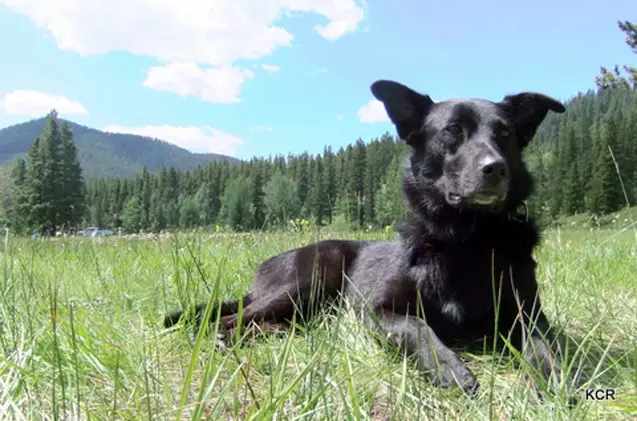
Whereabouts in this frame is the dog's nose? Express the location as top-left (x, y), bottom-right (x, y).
top-left (480, 157), bottom-right (508, 182)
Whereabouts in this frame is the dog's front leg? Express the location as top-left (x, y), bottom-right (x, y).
top-left (518, 310), bottom-right (561, 382)
top-left (366, 309), bottom-right (479, 394)
top-left (513, 304), bottom-right (582, 405)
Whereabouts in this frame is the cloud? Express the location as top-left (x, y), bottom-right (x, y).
top-left (261, 64), bottom-right (280, 73)
top-left (0, 90), bottom-right (88, 117)
top-left (357, 99), bottom-right (389, 123)
top-left (102, 124), bottom-right (244, 157)
top-left (3, 0), bottom-right (365, 101)
top-left (143, 63), bottom-right (254, 103)
top-left (336, 114), bottom-right (344, 120)
top-left (308, 67), bottom-right (328, 77)
top-left (250, 125), bottom-right (274, 132)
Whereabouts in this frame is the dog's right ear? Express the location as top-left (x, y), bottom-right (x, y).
top-left (371, 80), bottom-right (434, 141)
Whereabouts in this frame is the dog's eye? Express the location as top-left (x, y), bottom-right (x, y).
top-left (445, 124), bottom-right (463, 136)
top-left (499, 128), bottom-right (511, 138)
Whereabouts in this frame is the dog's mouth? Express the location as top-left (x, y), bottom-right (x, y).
top-left (446, 190), bottom-right (507, 208)
top-left (471, 191), bottom-right (504, 206)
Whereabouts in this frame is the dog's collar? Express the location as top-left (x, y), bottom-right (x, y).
top-left (506, 201), bottom-right (529, 223)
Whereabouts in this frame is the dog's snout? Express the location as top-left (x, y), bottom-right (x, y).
top-left (480, 157), bottom-right (507, 182)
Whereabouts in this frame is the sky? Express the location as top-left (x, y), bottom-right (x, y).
top-left (0, 1), bottom-right (635, 161)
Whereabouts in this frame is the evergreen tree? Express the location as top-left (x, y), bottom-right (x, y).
top-left (149, 190), bottom-right (166, 231)
top-left (122, 196), bottom-right (144, 233)
top-left (251, 161), bottom-right (266, 229)
top-left (59, 122), bottom-right (86, 230)
top-left (179, 196), bottom-right (200, 228)
top-left (10, 158), bottom-right (27, 231)
top-left (560, 123), bottom-right (585, 215)
top-left (375, 152), bottom-right (406, 226)
top-left (140, 166), bottom-right (152, 229)
top-left (263, 171), bottom-right (301, 226)
top-left (40, 111), bottom-right (65, 235)
top-left (220, 176), bottom-right (254, 230)
top-left (596, 20), bottom-right (637, 89)
top-left (322, 146), bottom-right (337, 223)
top-left (307, 156), bottom-right (327, 225)
top-left (588, 117), bottom-right (624, 214)
top-left (23, 137), bottom-right (46, 233)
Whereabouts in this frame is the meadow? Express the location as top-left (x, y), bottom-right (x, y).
top-left (0, 227), bottom-right (635, 420)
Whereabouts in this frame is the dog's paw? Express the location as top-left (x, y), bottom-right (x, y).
top-left (215, 331), bottom-right (230, 353)
top-left (429, 361), bottom-right (480, 395)
top-left (524, 371), bottom-right (580, 409)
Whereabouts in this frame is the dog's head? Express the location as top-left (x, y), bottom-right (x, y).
top-left (371, 80), bottom-right (565, 215)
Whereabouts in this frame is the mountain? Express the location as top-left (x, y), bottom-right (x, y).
top-left (0, 117), bottom-right (241, 180)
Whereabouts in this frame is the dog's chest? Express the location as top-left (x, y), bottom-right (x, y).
top-left (426, 244), bottom-right (524, 336)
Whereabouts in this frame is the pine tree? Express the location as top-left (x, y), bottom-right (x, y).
top-left (295, 153), bottom-right (310, 216)
top-left (251, 161), bottom-right (266, 229)
top-left (588, 117), bottom-right (624, 214)
top-left (140, 166), bottom-right (152, 229)
top-left (353, 139), bottom-right (367, 226)
top-left (375, 152), bottom-right (406, 226)
top-left (596, 20), bottom-right (637, 89)
top-left (59, 122), bottom-right (86, 230)
top-left (220, 176), bottom-right (254, 230)
top-left (39, 111), bottom-right (65, 235)
top-left (263, 171), bottom-right (300, 226)
top-left (179, 196), bottom-right (200, 228)
top-left (122, 196), bottom-right (144, 233)
top-left (560, 123), bottom-right (585, 215)
top-left (91, 197), bottom-right (105, 228)
top-left (149, 190), bottom-right (166, 231)
top-left (307, 156), bottom-right (326, 225)
top-left (322, 146), bottom-right (337, 224)
top-left (23, 137), bottom-right (46, 233)
top-left (11, 158), bottom-right (28, 231)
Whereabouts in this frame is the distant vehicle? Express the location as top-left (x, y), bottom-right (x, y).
top-left (76, 227), bottom-right (114, 238)
top-left (90, 229), bottom-right (114, 238)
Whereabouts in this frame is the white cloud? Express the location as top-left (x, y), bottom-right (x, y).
top-left (261, 64), bottom-right (281, 73)
top-left (3, 0), bottom-right (365, 101)
top-left (2, 0), bottom-right (365, 64)
top-left (250, 125), bottom-right (274, 132)
top-left (143, 63), bottom-right (254, 103)
top-left (308, 67), bottom-right (328, 77)
top-left (336, 114), bottom-right (344, 120)
top-left (0, 90), bottom-right (88, 117)
top-left (102, 124), bottom-right (244, 157)
top-left (357, 99), bottom-right (389, 123)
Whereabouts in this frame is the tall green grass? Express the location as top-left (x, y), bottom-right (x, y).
top-left (0, 228), bottom-right (635, 420)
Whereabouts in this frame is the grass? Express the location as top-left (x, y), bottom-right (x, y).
top-left (0, 227), bottom-right (635, 420)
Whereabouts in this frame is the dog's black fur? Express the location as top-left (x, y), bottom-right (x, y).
top-left (164, 80), bottom-right (577, 397)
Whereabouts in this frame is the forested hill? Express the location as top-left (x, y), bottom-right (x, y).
top-left (0, 117), bottom-right (240, 180)
top-left (526, 87), bottom-right (637, 221)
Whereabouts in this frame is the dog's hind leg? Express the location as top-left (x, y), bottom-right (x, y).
top-left (163, 293), bottom-right (253, 329)
top-left (220, 289), bottom-right (301, 330)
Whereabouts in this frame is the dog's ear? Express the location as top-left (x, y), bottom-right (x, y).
top-left (371, 80), bottom-right (434, 141)
top-left (499, 92), bottom-right (565, 147)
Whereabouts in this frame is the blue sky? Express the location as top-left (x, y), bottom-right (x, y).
top-left (0, 0), bottom-right (635, 161)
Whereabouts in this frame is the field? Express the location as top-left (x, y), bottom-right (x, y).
top-left (0, 227), bottom-right (635, 420)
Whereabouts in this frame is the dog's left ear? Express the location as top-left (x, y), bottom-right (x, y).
top-left (499, 92), bottom-right (565, 147)
top-left (371, 80), bottom-right (434, 141)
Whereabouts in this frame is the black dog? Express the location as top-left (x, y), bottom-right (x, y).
top-left (165, 80), bottom-right (574, 397)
